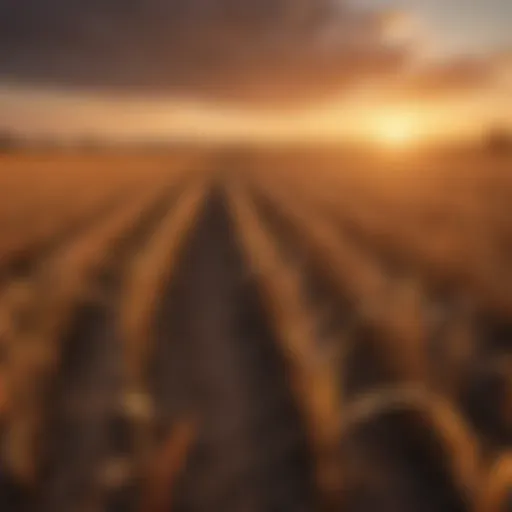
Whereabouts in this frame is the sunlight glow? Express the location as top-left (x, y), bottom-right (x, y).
top-left (374, 115), bottom-right (419, 149)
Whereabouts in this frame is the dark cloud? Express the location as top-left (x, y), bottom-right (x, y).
top-left (0, 0), bottom-right (407, 104)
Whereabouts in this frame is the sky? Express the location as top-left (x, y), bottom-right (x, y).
top-left (0, 0), bottom-right (510, 144)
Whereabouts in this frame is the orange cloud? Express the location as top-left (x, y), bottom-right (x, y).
top-left (377, 10), bottom-right (421, 44)
top-left (373, 52), bottom-right (509, 102)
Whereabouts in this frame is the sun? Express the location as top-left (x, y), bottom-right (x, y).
top-left (374, 116), bottom-right (418, 149)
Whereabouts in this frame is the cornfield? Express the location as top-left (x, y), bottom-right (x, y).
top-left (1, 147), bottom-right (512, 512)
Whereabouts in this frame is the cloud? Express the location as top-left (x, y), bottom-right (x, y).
top-left (0, 0), bottom-right (407, 105)
top-left (375, 53), bottom-right (508, 101)
top-left (377, 10), bottom-right (421, 44)
top-left (404, 58), bottom-right (495, 96)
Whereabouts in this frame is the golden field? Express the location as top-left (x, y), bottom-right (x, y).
top-left (0, 147), bottom-right (511, 511)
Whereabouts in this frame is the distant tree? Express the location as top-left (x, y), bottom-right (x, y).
top-left (0, 130), bottom-right (19, 153)
top-left (485, 126), bottom-right (512, 154)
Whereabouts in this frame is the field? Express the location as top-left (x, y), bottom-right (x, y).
top-left (0, 147), bottom-right (512, 511)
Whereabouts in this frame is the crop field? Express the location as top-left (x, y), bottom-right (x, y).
top-left (0, 147), bottom-right (512, 511)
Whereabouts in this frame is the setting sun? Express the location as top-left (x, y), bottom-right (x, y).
top-left (375, 115), bottom-right (419, 148)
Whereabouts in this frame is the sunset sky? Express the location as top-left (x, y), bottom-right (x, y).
top-left (0, 0), bottom-right (510, 144)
